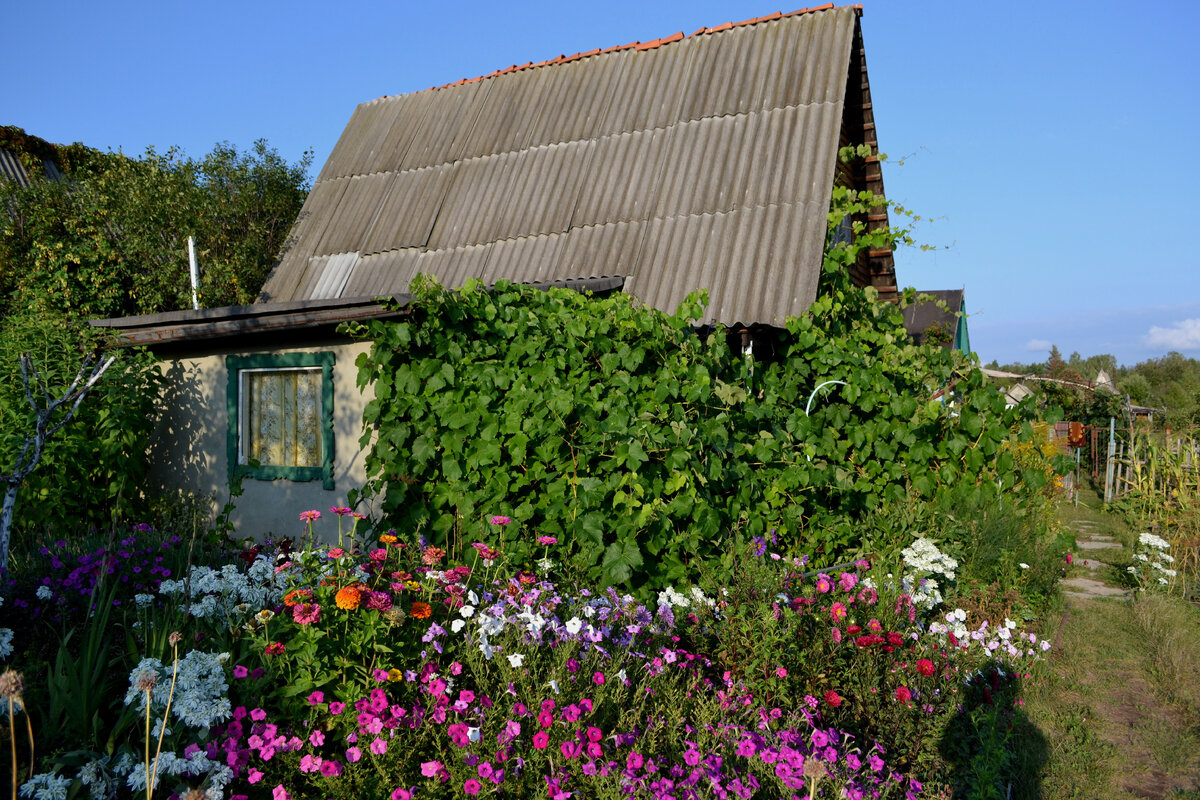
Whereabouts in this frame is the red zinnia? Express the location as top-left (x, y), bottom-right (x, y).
top-left (265, 642), bottom-right (285, 655)
top-left (915, 658), bottom-right (935, 676)
top-left (824, 690), bottom-right (843, 707)
top-left (895, 686), bottom-right (912, 704)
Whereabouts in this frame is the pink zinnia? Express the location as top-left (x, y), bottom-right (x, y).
top-left (814, 574), bottom-right (832, 593)
top-left (537, 536), bottom-right (557, 545)
top-left (327, 547), bottom-right (344, 558)
top-left (490, 516), bottom-right (512, 525)
top-left (830, 602), bottom-right (848, 621)
top-left (838, 572), bottom-right (858, 591)
top-left (299, 510), bottom-right (321, 522)
top-left (369, 548), bottom-right (388, 562)
top-left (293, 603), bottom-right (321, 625)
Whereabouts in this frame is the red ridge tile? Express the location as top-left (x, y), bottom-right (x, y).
top-left (425, 5), bottom-right (854, 92)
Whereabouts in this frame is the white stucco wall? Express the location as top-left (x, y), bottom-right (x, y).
top-left (147, 338), bottom-right (378, 541)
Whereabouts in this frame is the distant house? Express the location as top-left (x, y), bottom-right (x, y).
top-left (93, 4), bottom-right (903, 538)
top-left (901, 289), bottom-right (970, 353)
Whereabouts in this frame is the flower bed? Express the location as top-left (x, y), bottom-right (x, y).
top-left (1, 514), bottom-right (1051, 799)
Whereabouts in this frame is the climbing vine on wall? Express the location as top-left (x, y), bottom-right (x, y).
top-left (351, 152), bottom-right (1048, 592)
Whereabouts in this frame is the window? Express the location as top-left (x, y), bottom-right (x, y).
top-left (226, 353), bottom-right (335, 489)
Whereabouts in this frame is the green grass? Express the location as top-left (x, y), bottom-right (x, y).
top-left (1020, 486), bottom-right (1200, 798)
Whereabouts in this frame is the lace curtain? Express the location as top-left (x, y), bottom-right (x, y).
top-left (244, 369), bottom-right (322, 467)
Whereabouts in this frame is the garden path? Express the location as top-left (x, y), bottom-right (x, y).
top-left (1029, 495), bottom-right (1200, 799)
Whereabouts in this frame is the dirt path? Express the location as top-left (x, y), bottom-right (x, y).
top-left (1027, 500), bottom-right (1200, 799)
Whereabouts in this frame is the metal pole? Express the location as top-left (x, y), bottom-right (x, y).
top-left (1104, 417), bottom-right (1116, 504)
top-left (188, 236), bottom-right (200, 311)
top-left (1075, 447), bottom-right (1081, 507)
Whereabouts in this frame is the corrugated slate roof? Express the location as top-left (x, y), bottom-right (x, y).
top-left (261, 4), bottom-right (885, 326)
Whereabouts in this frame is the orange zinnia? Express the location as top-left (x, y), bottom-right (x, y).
top-left (335, 586), bottom-right (362, 610)
top-left (411, 601), bottom-right (432, 619)
top-left (379, 534), bottom-right (398, 545)
top-left (283, 589), bottom-right (311, 607)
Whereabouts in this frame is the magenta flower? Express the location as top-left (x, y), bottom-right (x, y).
top-left (489, 516), bottom-right (512, 525)
top-left (838, 572), bottom-right (858, 591)
top-left (369, 548), bottom-right (388, 562)
top-left (537, 536), bottom-right (558, 545)
top-left (391, 789), bottom-right (412, 800)
top-left (330, 506), bottom-right (352, 516)
top-left (307, 691), bottom-right (325, 706)
top-left (320, 760), bottom-right (343, 777)
top-left (592, 671), bottom-right (606, 685)
top-left (420, 761), bottom-right (443, 778)
top-left (293, 603), bottom-right (321, 625)
top-left (464, 779), bottom-right (482, 796)
top-left (233, 665), bottom-right (249, 679)
top-left (775, 666), bottom-right (788, 678)
top-left (373, 668), bottom-right (390, 682)
top-left (533, 731), bottom-right (550, 749)
top-left (329, 701), bottom-right (345, 714)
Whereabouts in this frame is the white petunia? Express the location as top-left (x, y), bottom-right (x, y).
top-left (507, 653), bottom-right (525, 668)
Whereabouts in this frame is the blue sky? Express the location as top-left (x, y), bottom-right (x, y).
top-left (9, 1), bottom-right (1198, 368)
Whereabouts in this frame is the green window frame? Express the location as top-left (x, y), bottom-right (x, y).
top-left (226, 352), bottom-right (335, 490)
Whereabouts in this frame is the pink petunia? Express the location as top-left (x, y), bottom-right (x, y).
top-left (233, 665), bottom-right (249, 679)
top-left (346, 747), bottom-right (361, 763)
top-left (247, 769), bottom-right (264, 784)
top-left (592, 672), bottom-right (605, 685)
top-left (370, 737), bottom-right (387, 755)
top-left (329, 701), bottom-right (345, 714)
top-left (420, 761), bottom-right (443, 778)
top-left (273, 785), bottom-right (291, 800)
top-left (463, 779), bottom-right (482, 796)
top-left (533, 731), bottom-right (550, 749)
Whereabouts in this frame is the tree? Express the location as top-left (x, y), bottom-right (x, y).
top-left (1, 349), bottom-right (114, 583)
top-left (0, 130), bottom-right (312, 318)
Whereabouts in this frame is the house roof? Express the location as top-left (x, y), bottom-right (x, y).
top-left (89, 277), bottom-right (624, 349)
top-left (902, 289), bottom-right (964, 346)
top-left (259, 4), bottom-right (895, 327)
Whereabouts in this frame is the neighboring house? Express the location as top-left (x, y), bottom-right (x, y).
top-left (901, 289), bottom-right (970, 353)
top-left (92, 4), bottom-right (901, 538)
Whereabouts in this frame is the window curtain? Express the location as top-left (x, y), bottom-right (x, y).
top-left (246, 369), bottom-right (322, 467)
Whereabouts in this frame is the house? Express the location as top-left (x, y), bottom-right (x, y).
top-left (92, 4), bottom-right (900, 538)
top-left (901, 289), bottom-right (970, 353)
